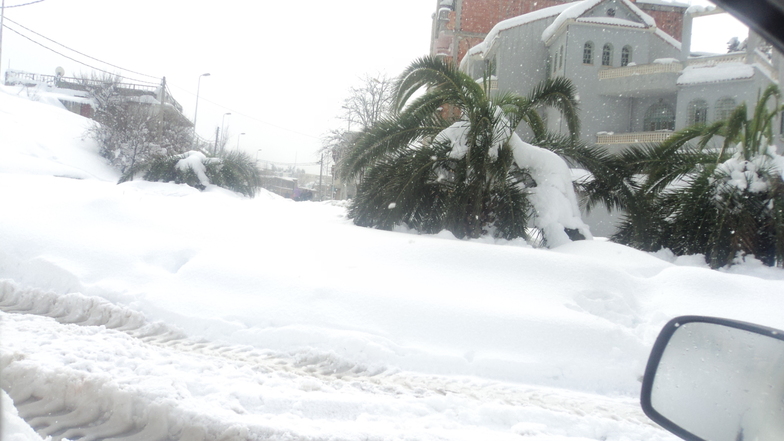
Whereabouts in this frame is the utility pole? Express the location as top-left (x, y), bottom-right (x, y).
top-left (0, 0), bottom-right (6, 78)
top-left (213, 127), bottom-right (220, 154)
top-left (318, 152), bottom-right (324, 201)
top-left (157, 77), bottom-right (166, 147)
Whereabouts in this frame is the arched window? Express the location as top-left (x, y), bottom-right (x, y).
top-left (583, 42), bottom-right (594, 64)
top-left (644, 102), bottom-right (675, 131)
top-left (687, 99), bottom-right (708, 126)
top-left (602, 43), bottom-right (613, 66)
top-left (714, 96), bottom-right (737, 121)
top-left (621, 45), bottom-right (632, 66)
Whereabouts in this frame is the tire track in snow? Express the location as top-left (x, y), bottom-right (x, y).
top-left (0, 281), bottom-right (673, 441)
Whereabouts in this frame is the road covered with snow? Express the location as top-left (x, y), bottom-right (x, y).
top-left (2, 85), bottom-right (784, 441)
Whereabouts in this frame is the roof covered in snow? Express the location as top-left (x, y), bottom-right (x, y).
top-left (637, 0), bottom-right (689, 8)
top-left (542, 0), bottom-right (657, 44)
top-left (677, 62), bottom-right (755, 86)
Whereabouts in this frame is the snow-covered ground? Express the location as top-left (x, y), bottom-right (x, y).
top-left (2, 85), bottom-right (784, 441)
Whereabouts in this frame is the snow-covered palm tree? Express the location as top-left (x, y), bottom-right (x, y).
top-left (340, 56), bottom-right (593, 245)
top-left (612, 84), bottom-right (784, 268)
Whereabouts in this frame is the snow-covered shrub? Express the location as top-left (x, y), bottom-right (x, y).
top-left (84, 74), bottom-right (192, 173)
top-left (119, 150), bottom-right (262, 197)
top-left (612, 85), bottom-right (784, 268)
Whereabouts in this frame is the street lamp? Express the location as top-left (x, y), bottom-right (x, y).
top-left (255, 148), bottom-right (262, 164)
top-left (220, 112), bottom-right (231, 153)
top-left (236, 132), bottom-right (246, 150)
top-left (192, 73), bottom-right (211, 147)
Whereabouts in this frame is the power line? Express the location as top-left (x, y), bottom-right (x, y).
top-left (1, 0), bottom-right (45, 8)
top-left (3, 17), bottom-right (160, 80)
top-left (1, 22), bottom-right (159, 85)
top-left (2, 17), bottom-right (322, 141)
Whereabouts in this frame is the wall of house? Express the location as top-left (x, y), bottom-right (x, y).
top-left (675, 75), bottom-right (774, 131)
top-left (557, 24), bottom-right (679, 142)
top-left (648, 31), bottom-right (682, 60)
top-left (493, 15), bottom-right (559, 98)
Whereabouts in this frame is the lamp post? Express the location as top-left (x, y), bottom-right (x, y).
top-left (192, 73), bottom-right (210, 147)
top-left (236, 132), bottom-right (246, 150)
top-left (255, 148), bottom-right (262, 165)
top-left (220, 112), bottom-right (231, 153)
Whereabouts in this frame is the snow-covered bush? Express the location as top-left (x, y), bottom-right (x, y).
top-left (341, 57), bottom-right (594, 245)
top-left (85, 74), bottom-right (192, 173)
top-left (119, 150), bottom-right (262, 197)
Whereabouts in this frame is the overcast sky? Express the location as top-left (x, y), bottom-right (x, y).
top-left (0, 0), bottom-right (746, 172)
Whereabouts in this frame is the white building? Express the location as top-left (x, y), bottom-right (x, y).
top-left (459, 0), bottom-right (782, 152)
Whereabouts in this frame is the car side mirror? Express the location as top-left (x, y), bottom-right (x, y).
top-left (641, 316), bottom-right (784, 441)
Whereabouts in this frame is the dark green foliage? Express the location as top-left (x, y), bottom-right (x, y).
top-left (342, 56), bottom-right (587, 241)
top-left (207, 151), bottom-right (263, 197)
top-left (609, 84), bottom-right (784, 268)
top-left (119, 150), bottom-right (262, 197)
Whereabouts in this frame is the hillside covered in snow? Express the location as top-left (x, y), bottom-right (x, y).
top-left (2, 85), bottom-right (784, 441)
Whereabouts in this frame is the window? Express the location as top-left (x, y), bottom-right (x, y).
top-left (606, 8), bottom-right (616, 17)
top-left (602, 43), bottom-right (613, 66)
top-left (583, 42), bottom-right (593, 64)
top-left (621, 46), bottom-right (632, 67)
top-left (559, 45), bottom-right (564, 70)
top-left (644, 102), bottom-right (675, 131)
top-left (714, 96), bottom-right (737, 121)
top-left (687, 99), bottom-right (708, 126)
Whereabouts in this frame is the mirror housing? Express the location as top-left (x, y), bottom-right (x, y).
top-left (641, 316), bottom-right (784, 441)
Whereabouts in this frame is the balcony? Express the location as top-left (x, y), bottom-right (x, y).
top-left (596, 131), bottom-right (673, 145)
top-left (598, 62), bottom-right (682, 97)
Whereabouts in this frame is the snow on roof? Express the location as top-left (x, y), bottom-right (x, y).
top-left (685, 4), bottom-right (717, 15)
top-left (575, 17), bottom-right (646, 28)
top-left (677, 62), bottom-right (755, 86)
top-left (465, 2), bottom-right (573, 59)
top-left (637, 0), bottom-right (688, 8)
top-left (655, 28), bottom-right (681, 50)
top-left (542, 0), bottom-right (656, 43)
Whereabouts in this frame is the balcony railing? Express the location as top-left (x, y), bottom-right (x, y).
top-left (4, 70), bottom-right (183, 113)
top-left (597, 131), bottom-right (673, 145)
top-left (685, 52), bottom-right (746, 68)
top-left (598, 62), bottom-right (683, 80)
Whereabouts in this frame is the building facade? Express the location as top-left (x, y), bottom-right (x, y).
top-left (431, 0), bottom-right (686, 66)
top-left (457, 0), bottom-right (782, 151)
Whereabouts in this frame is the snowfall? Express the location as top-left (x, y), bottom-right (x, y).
top-left (2, 85), bottom-right (784, 441)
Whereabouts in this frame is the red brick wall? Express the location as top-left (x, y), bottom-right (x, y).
top-left (460, 0), bottom-right (570, 34)
top-left (642, 9), bottom-right (683, 41)
top-left (457, 36), bottom-right (488, 64)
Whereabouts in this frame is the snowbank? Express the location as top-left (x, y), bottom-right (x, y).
top-left (2, 62), bottom-right (784, 441)
top-left (0, 85), bottom-right (119, 181)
